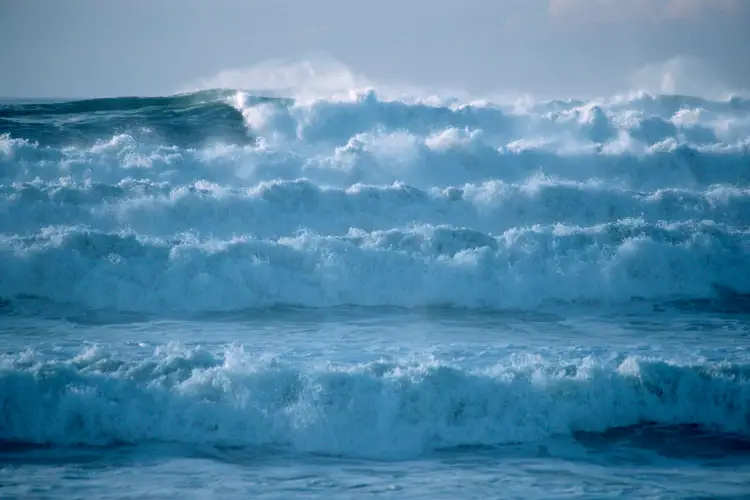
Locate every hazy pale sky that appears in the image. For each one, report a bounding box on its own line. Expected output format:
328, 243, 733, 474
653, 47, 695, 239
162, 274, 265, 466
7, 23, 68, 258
1, 0, 748, 98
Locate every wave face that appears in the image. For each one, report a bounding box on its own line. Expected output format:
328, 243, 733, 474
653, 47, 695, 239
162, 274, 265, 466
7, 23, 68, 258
1, 346, 748, 457
1, 89, 750, 313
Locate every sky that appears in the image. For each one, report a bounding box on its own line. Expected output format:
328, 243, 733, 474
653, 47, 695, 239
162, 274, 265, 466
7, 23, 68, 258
1, 0, 749, 99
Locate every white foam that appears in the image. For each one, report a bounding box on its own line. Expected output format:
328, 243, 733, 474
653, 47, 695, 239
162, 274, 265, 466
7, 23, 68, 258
1, 85, 749, 312
0, 220, 747, 312
0, 347, 747, 457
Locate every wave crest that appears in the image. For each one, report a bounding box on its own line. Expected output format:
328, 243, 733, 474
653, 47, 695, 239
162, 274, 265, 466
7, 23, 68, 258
0, 221, 747, 313
1, 347, 747, 457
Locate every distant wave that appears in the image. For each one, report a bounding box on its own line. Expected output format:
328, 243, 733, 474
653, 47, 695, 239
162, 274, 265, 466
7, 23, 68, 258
0, 346, 747, 457
1, 88, 749, 313
0, 90, 291, 148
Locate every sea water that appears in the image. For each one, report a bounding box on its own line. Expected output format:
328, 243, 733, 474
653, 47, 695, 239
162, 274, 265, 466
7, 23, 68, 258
1, 87, 749, 498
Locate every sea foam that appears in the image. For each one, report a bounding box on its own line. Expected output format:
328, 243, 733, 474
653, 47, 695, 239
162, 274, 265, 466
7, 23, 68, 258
1, 346, 748, 457
1, 87, 749, 313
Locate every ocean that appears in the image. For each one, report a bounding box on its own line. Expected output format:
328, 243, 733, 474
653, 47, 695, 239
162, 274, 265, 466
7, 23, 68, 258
1, 87, 749, 499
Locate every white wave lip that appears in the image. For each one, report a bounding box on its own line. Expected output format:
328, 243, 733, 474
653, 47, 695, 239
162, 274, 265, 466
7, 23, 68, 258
1, 346, 748, 457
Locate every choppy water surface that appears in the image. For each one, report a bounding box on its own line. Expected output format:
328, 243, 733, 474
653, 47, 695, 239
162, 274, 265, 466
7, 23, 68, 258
1, 87, 749, 498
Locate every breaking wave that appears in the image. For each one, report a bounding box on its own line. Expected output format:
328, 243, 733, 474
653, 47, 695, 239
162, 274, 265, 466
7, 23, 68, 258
1, 87, 749, 314
1, 346, 748, 457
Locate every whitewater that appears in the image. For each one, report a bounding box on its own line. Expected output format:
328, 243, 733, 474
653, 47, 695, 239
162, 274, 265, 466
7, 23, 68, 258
1, 80, 750, 498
